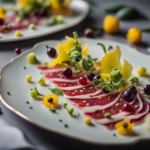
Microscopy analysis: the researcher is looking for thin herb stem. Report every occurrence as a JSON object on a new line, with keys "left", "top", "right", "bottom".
{"left": 97, "top": 43, "right": 107, "bottom": 54}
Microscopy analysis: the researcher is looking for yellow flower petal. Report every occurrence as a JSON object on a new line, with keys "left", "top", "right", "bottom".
{"left": 101, "top": 73, "right": 110, "bottom": 80}
{"left": 121, "top": 59, "right": 133, "bottom": 80}
{"left": 100, "top": 47, "right": 122, "bottom": 74}
{"left": 82, "top": 44, "right": 89, "bottom": 55}
{"left": 0, "top": 7, "right": 5, "bottom": 19}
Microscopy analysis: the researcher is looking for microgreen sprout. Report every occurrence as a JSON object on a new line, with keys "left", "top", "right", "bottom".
{"left": 7, "top": 92, "right": 11, "bottom": 95}
{"left": 63, "top": 103, "right": 74, "bottom": 116}
{"left": 49, "top": 109, "right": 56, "bottom": 113}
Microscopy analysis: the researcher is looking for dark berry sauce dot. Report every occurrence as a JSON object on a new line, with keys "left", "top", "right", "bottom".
{"left": 0, "top": 18, "right": 4, "bottom": 25}
{"left": 88, "top": 73, "right": 95, "bottom": 80}
{"left": 63, "top": 68, "right": 72, "bottom": 77}
{"left": 123, "top": 90, "right": 134, "bottom": 102}
{"left": 123, "top": 123, "right": 128, "bottom": 128}
{"left": 48, "top": 98, "right": 53, "bottom": 103}
{"left": 15, "top": 48, "right": 21, "bottom": 55}
{"left": 84, "top": 28, "right": 93, "bottom": 38}
{"left": 47, "top": 47, "right": 57, "bottom": 58}
{"left": 144, "top": 85, "right": 150, "bottom": 95}
{"left": 79, "top": 77, "right": 87, "bottom": 85}
{"left": 93, "top": 75, "right": 101, "bottom": 81}
{"left": 102, "top": 86, "right": 109, "bottom": 93}
{"left": 123, "top": 103, "right": 132, "bottom": 112}
{"left": 128, "top": 86, "right": 137, "bottom": 94}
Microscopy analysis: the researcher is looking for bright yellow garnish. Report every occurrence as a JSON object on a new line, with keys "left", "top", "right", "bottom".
{"left": 43, "top": 94, "right": 59, "bottom": 108}
{"left": 103, "top": 15, "right": 119, "bottom": 34}
{"left": 126, "top": 27, "right": 142, "bottom": 44}
{"left": 26, "top": 75, "right": 32, "bottom": 82}
{"left": 0, "top": 7, "right": 5, "bottom": 19}
{"left": 17, "top": 0, "right": 36, "bottom": 8}
{"left": 137, "top": 67, "right": 148, "bottom": 76}
{"left": 84, "top": 118, "right": 91, "bottom": 125}
{"left": 115, "top": 119, "right": 134, "bottom": 135}
{"left": 100, "top": 47, "right": 133, "bottom": 80}
{"left": 15, "top": 31, "right": 21, "bottom": 37}
{"left": 49, "top": 36, "right": 89, "bottom": 67}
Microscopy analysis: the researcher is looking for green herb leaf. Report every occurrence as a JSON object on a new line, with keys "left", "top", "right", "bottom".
{"left": 73, "top": 31, "right": 78, "bottom": 45}
{"left": 63, "top": 103, "right": 68, "bottom": 109}
{"left": 93, "top": 77, "right": 105, "bottom": 89}
{"left": 82, "top": 59, "right": 89, "bottom": 71}
{"left": 62, "top": 60, "right": 71, "bottom": 66}
{"left": 128, "top": 77, "right": 139, "bottom": 84}
{"left": 26, "top": 101, "right": 29, "bottom": 104}
{"left": 78, "top": 113, "right": 80, "bottom": 116}
{"left": 40, "top": 72, "right": 43, "bottom": 74}
{"left": 108, "top": 46, "right": 113, "bottom": 51}
{"left": 45, "top": 62, "right": 48, "bottom": 65}
{"left": 87, "top": 55, "right": 92, "bottom": 61}
{"left": 24, "top": 66, "right": 26, "bottom": 69}
{"left": 29, "top": 106, "right": 33, "bottom": 109}
{"left": 113, "top": 133, "right": 116, "bottom": 137}
{"left": 49, "top": 88, "right": 63, "bottom": 96}
{"left": 49, "top": 109, "right": 56, "bottom": 113}
{"left": 97, "top": 43, "right": 107, "bottom": 54}
{"left": 104, "top": 113, "right": 110, "bottom": 118}
{"left": 110, "top": 68, "right": 124, "bottom": 86}
{"left": 103, "top": 84, "right": 113, "bottom": 93}
{"left": 59, "top": 119, "right": 62, "bottom": 122}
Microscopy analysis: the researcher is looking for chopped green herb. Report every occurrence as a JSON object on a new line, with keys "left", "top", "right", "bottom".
{"left": 29, "top": 106, "right": 33, "bottom": 109}
{"left": 24, "top": 66, "right": 26, "bottom": 69}
{"left": 93, "top": 77, "right": 105, "bottom": 89}
{"left": 45, "top": 62, "right": 48, "bottom": 65}
{"left": 45, "top": 15, "right": 63, "bottom": 26}
{"left": 49, "top": 88, "right": 63, "bottom": 96}
{"left": 128, "top": 77, "right": 139, "bottom": 84}
{"left": 62, "top": 60, "right": 71, "bottom": 66}
{"left": 63, "top": 103, "right": 68, "bottom": 109}
{"left": 104, "top": 113, "right": 110, "bottom": 118}
{"left": 7, "top": 92, "right": 10, "bottom": 95}
{"left": 40, "top": 72, "right": 43, "bottom": 74}
{"left": 113, "top": 133, "right": 116, "bottom": 137}
{"left": 64, "top": 124, "right": 68, "bottom": 128}
{"left": 97, "top": 43, "right": 107, "bottom": 54}
{"left": 103, "top": 84, "right": 113, "bottom": 93}
{"left": 49, "top": 109, "right": 56, "bottom": 113}
{"left": 59, "top": 119, "right": 62, "bottom": 122}
{"left": 108, "top": 46, "right": 113, "bottom": 51}
{"left": 78, "top": 113, "right": 80, "bottom": 116}
{"left": 26, "top": 101, "right": 29, "bottom": 104}
{"left": 110, "top": 68, "right": 124, "bottom": 86}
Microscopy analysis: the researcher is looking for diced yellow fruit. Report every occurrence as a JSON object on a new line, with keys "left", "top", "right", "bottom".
{"left": 15, "top": 31, "right": 21, "bottom": 37}
{"left": 121, "top": 59, "right": 133, "bottom": 80}
{"left": 115, "top": 119, "right": 134, "bottom": 135}
{"left": 103, "top": 15, "right": 119, "bottom": 34}
{"left": 101, "top": 73, "right": 110, "bottom": 80}
{"left": 38, "top": 77, "right": 45, "bottom": 86}
{"left": 84, "top": 118, "right": 91, "bottom": 125}
{"left": 126, "top": 27, "right": 142, "bottom": 44}
{"left": 0, "top": 7, "right": 5, "bottom": 19}
{"left": 137, "top": 67, "right": 148, "bottom": 76}
{"left": 43, "top": 94, "right": 59, "bottom": 108}
{"left": 100, "top": 47, "right": 122, "bottom": 74}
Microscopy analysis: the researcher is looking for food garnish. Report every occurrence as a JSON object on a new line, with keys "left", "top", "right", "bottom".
{"left": 64, "top": 124, "right": 68, "bottom": 128}
{"left": 137, "top": 67, "right": 148, "bottom": 76}
{"left": 63, "top": 103, "right": 74, "bottom": 116}
{"left": 43, "top": 94, "right": 59, "bottom": 108}
{"left": 49, "top": 108, "right": 56, "bottom": 113}
{"left": 15, "top": 31, "right": 21, "bottom": 37}
{"left": 15, "top": 48, "right": 21, "bottom": 55}
{"left": 84, "top": 28, "right": 93, "bottom": 38}
{"left": 29, "top": 106, "right": 33, "bottom": 109}
{"left": 26, "top": 101, "right": 29, "bottom": 104}
{"left": 24, "top": 66, "right": 26, "bottom": 69}
{"left": 115, "top": 119, "right": 134, "bottom": 135}
{"left": 29, "top": 23, "right": 36, "bottom": 30}
{"left": 7, "top": 91, "right": 10, "bottom": 95}
{"left": 26, "top": 75, "right": 32, "bottom": 82}
{"left": 104, "top": 113, "right": 111, "bottom": 118}
{"left": 38, "top": 77, "right": 46, "bottom": 86}
{"left": 27, "top": 52, "right": 38, "bottom": 63}
{"left": 48, "top": 88, "right": 63, "bottom": 96}
{"left": 84, "top": 118, "right": 92, "bottom": 125}
{"left": 46, "top": 45, "right": 57, "bottom": 58}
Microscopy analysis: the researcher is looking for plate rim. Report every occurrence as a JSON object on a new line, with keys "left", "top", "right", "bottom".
{"left": 0, "top": 38, "right": 150, "bottom": 145}
{"left": 0, "top": 0, "right": 90, "bottom": 43}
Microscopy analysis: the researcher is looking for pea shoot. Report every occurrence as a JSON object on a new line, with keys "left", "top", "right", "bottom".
{"left": 63, "top": 103, "right": 74, "bottom": 116}
{"left": 49, "top": 109, "right": 56, "bottom": 113}
{"left": 30, "top": 87, "right": 44, "bottom": 98}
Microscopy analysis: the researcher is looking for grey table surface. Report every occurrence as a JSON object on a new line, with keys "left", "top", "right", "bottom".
{"left": 0, "top": 0, "right": 150, "bottom": 150}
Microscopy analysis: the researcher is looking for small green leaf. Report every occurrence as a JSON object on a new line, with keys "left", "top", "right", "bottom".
{"left": 113, "top": 133, "right": 116, "bottom": 137}
{"left": 49, "top": 88, "right": 63, "bottom": 96}
{"left": 24, "top": 66, "right": 26, "bottom": 69}
{"left": 87, "top": 55, "right": 92, "bottom": 61}
{"left": 49, "top": 109, "right": 56, "bottom": 113}
{"left": 82, "top": 59, "right": 89, "bottom": 71}
{"left": 59, "top": 119, "right": 62, "bottom": 122}
{"left": 62, "top": 60, "right": 71, "bottom": 66}
{"left": 64, "top": 124, "right": 68, "bottom": 128}
{"left": 110, "top": 68, "right": 124, "bottom": 86}
{"left": 103, "top": 84, "right": 113, "bottom": 93}
{"left": 45, "top": 62, "right": 48, "bottom": 65}
{"left": 29, "top": 106, "right": 33, "bottom": 109}
{"left": 7, "top": 92, "right": 11, "bottom": 95}
{"left": 108, "top": 46, "right": 113, "bottom": 51}
{"left": 26, "top": 101, "right": 29, "bottom": 104}
{"left": 97, "top": 43, "right": 107, "bottom": 54}
{"left": 78, "top": 113, "right": 80, "bottom": 116}
{"left": 128, "top": 77, "right": 139, "bottom": 84}
{"left": 93, "top": 77, "right": 105, "bottom": 89}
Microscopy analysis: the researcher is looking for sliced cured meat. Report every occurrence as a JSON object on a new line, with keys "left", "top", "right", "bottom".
{"left": 85, "top": 92, "right": 149, "bottom": 127}
{"left": 67, "top": 92, "right": 122, "bottom": 113}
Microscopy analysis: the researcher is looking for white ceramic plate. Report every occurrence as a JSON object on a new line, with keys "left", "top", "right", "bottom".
{"left": 0, "top": 1, "right": 89, "bottom": 43}
{"left": 0, "top": 38, "right": 150, "bottom": 145}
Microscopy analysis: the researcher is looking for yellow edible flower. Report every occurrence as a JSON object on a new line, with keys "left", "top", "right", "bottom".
{"left": 115, "top": 119, "right": 134, "bottom": 135}
{"left": 43, "top": 94, "right": 59, "bottom": 108}
{"left": 126, "top": 27, "right": 142, "bottom": 44}
{"left": 17, "top": 0, "right": 36, "bottom": 8}
{"left": 49, "top": 36, "right": 89, "bottom": 66}
{"left": 0, "top": 7, "right": 5, "bottom": 19}
{"left": 100, "top": 47, "right": 133, "bottom": 80}
{"left": 103, "top": 15, "right": 119, "bottom": 34}
{"left": 137, "top": 67, "right": 148, "bottom": 76}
